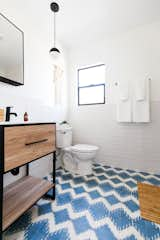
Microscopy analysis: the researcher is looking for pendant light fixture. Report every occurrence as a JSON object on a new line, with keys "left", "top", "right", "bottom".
{"left": 49, "top": 2, "right": 61, "bottom": 62}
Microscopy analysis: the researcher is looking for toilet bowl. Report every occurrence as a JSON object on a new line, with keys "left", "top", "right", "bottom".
{"left": 56, "top": 124, "right": 99, "bottom": 175}
{"left": 63, "top": 144, "right": 99, "bottom": 175}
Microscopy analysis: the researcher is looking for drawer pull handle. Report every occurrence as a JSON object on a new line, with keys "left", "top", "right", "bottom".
{"left": 25, "top": 139, "right": 48, "bottom": 146}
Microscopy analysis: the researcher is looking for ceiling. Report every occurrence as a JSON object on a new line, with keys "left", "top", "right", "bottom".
{"left": 1, "top": 0, "right": 160, "bottom": 50}
{"left": 54, "top": 0, "right": 160, "bottom": 49}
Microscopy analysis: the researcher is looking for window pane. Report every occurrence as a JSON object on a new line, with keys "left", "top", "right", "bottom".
{"left": 79, "top": 65, "right": 105, "bottom": 87}
{"left": 79, "top": 85, "right": 105, "bottom": 105}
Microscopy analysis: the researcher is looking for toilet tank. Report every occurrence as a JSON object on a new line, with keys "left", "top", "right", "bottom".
{"left": 56, "top": 124, "right": 72, "bottom": 148}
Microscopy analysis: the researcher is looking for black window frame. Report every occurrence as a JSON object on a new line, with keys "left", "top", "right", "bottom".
{"left": 78, "top": 64, "right": 106, "bottom": 106}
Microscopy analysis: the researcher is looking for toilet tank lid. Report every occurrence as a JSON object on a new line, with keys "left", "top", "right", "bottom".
{"left": 56, "top": 124, "right": 72, "bottom": 132}
{"left": 71, "top": 144, "right": 99, "bottom": 153}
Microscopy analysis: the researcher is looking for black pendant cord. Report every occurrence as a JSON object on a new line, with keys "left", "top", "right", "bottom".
{"left": 54, "top": 12, "right": 55, "bottom": 48}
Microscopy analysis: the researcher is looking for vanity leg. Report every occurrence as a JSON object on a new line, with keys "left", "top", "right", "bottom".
{"left": 26, "top": 163, "right": 29, "bottom": 176}
{"left": 52, "top": 152, "right": 56, "bottom": 200}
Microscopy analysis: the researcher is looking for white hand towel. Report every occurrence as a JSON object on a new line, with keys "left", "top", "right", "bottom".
{"left": 119, "top": 83, "right": 129, "bottom": 101}
{"left": 117, "top": 100, "right": 132, "bottom": 122}
{"left": 135, "top": 79, "right": 145, "bottom": 101}
{"left": 133, "top": 101, "right": 150, "bottom": 122}
{"left": 133, "top": 78, "right": 150, "bottom": 123}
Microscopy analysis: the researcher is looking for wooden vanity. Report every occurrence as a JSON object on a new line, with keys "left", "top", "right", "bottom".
{"left": 0, "top": 123, "right": 56, "bottom": 239}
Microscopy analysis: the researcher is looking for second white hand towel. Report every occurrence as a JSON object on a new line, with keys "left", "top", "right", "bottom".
{"left": 133, "top": 78, "right": 150, "bottom": 123}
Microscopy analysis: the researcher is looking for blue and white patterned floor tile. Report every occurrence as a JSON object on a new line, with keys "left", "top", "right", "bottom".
{"left": 4, "top": 164, "right": 160, "bottom": 240}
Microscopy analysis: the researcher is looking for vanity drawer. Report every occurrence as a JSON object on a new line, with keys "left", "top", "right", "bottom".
{"left": 4, "top": 124, "right": 56, "bottom": 172}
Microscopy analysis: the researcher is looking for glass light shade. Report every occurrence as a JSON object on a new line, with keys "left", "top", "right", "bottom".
{"left": 49, "top": 47, "right": 61, "bottom": 62}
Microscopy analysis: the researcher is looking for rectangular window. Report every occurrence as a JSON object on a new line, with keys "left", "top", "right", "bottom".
{"left": 78, "top": 64, "right": 106, "bottom": 105}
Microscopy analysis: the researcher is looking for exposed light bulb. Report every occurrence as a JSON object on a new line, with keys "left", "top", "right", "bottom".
{"left": 49, "top": 47, "right": 61, "bottom": 62}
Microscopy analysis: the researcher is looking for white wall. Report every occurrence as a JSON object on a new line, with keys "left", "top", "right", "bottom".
{"left": 0, "top": 0, "right": 68, "bottom": 185}
{"left": 68, "top": 21, "right": 160, "bottom": 174}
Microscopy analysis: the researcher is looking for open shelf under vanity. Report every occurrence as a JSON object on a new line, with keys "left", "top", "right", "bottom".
{"left": 3, "top": 175, "right": 54, "bottom": 231}
{"left": 0, "top": 123, "right": 56, "bottom": 239}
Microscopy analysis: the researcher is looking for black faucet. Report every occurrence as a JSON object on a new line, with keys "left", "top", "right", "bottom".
{"left": 6, "top": 107, "right": 17, "bottom": 122}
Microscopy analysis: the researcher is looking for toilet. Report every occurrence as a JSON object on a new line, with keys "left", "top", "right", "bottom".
{"left": 56, "top": 124, "right": 99, "bottom": 175}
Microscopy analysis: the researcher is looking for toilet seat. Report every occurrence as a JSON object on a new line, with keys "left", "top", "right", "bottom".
{"left": 71, "top": 144, "right": 99, "bottom": 153}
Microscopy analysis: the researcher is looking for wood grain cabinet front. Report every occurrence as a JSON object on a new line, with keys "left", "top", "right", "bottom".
{"left": 4, "top": 124, "right": 56, "bottom": 172}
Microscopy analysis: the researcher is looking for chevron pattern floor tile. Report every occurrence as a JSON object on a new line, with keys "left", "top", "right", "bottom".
{"left": 4, "top": 164, "right": 160, "bottom": 240}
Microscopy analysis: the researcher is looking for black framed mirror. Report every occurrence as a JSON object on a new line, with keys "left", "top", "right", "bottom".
{"left": 0, "top": 13, "right": 24, "bottom": 86}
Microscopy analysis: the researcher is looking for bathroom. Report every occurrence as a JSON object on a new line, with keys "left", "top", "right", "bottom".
{"left": 1, "top": 0, "right": 160, "bottom": 240}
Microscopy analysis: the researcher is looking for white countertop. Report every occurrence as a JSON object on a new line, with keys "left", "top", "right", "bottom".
{"left": 0, "top": 121, "right": 56, "bottom": 126}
